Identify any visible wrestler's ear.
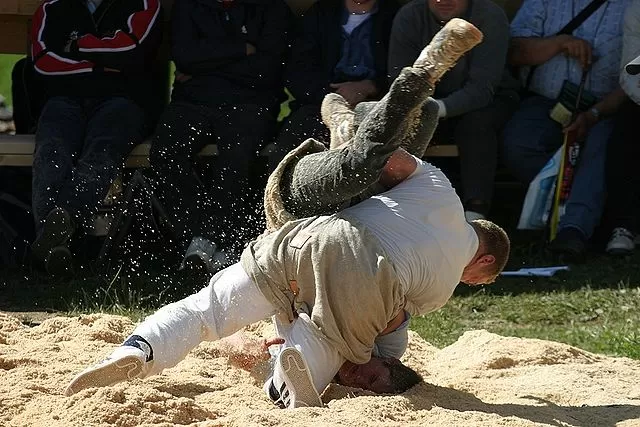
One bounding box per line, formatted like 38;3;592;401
477;254;495;266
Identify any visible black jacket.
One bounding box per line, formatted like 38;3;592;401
31;0;163;107
170;0;292;106
286;0;399;107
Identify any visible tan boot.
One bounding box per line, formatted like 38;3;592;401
320;92;356;149
413;18;483;85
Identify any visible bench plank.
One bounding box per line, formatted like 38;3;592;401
0;134;458;168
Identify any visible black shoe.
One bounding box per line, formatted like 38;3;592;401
548;227;587;263
45;245;74;277
31;207;75;265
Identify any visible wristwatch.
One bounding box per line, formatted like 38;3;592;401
589;107;601;121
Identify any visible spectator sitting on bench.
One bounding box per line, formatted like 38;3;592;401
387;0;520;222
502;0;628;262
144;0;291;274
29;0;162;275
267;0;400;171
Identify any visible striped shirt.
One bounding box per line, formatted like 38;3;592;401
511;0;630;99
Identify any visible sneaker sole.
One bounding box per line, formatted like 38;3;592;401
278;347;323;408
413;18;483;84
65;355;144;396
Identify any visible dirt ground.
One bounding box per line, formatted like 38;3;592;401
1;311;639;427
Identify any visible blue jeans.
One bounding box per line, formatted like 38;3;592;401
32;96;146;231
501;95;613;238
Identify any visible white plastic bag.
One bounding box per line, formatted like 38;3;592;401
517;147;563;230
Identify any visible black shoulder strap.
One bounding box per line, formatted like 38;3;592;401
558;0;609;35
525;0;609;90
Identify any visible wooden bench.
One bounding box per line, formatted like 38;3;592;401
0;134;460;168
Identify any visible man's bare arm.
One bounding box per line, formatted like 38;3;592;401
379;310;407;336
509;35;593;69
379;149;418;189
214;332;284;371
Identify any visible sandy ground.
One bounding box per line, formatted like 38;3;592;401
1;312;639;427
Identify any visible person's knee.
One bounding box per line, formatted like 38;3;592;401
103;97;146;128
38;97;79;124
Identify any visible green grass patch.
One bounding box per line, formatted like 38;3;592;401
4;246;640;360
0;54;23;107
411;285;640;359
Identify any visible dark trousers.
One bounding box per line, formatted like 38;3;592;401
148;101;277;249
280;66;435;218
268;104;329;173
605;99;640;234
434;89;519;212
32;96;146;232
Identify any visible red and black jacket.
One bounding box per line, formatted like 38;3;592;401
31;0;162;106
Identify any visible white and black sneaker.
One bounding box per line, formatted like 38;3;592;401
606;227;635;256
264;347;322;409
64;345;147;396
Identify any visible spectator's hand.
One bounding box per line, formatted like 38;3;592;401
558;35;593;69
175;70;192;83
246;43;257;55
564;111;598;141
330;80;378;107
225;336;284;371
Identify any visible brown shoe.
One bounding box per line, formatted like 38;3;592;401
320;92;356;149
413;18;483;85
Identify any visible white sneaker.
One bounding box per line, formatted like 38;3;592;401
606;227;635;256
64;346;146;396
266;347;322;409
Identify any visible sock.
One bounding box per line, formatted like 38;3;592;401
122;335;154;362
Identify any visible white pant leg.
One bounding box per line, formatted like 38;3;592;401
132;262;277;376
274;313;345;393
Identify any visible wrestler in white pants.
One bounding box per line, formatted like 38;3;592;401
132;262;345;394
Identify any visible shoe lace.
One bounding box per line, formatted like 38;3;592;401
612;227;634;240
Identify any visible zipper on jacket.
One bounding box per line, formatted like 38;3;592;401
95;0;121;29
77;0;99;31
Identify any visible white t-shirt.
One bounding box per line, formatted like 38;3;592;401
342;157;479;316
343;12;371;35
